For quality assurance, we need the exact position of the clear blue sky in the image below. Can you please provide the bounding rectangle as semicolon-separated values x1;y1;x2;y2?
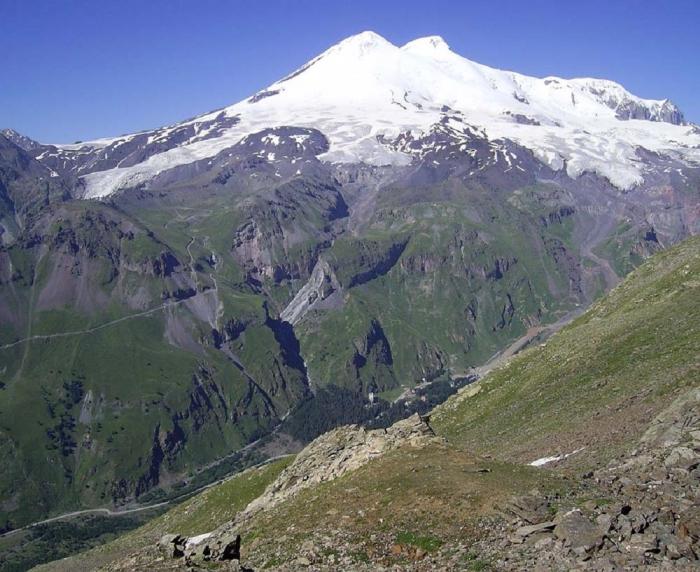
2;0;698;143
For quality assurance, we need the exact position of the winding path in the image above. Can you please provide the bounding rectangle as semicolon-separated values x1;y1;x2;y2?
185;235;204;292
473;308;583;378
0;290;217;351
0;505;170;539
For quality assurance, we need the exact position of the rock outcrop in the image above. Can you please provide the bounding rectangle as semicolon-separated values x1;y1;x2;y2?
279;258;341;325
159;531;242;567
241;413;439;519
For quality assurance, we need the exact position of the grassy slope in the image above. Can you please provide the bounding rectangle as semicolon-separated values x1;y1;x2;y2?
0;199;307;528
0;169;670;537
216;234;700;569
238;445;569;568
432;235;700;469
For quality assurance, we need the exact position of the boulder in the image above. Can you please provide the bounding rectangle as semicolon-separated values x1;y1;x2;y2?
657;531;695;560
502;494;551;524
677;506;700;542
218;532;242;561
554;510;604;552
624;533;659;555
513;521;556;540
664;446;697;469
186;541;211;563
185;532;241;563
158;533;185;558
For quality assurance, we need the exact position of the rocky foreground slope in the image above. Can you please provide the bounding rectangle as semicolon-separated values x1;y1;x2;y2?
33;235;699;571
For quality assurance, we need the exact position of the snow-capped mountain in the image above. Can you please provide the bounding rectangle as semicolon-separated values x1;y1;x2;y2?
19;31;700;197
2;29;699;537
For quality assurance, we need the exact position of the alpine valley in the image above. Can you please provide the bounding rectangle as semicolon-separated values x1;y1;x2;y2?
0;31;698;569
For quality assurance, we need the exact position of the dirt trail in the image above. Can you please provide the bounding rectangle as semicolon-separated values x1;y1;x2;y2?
0;506;169;539
2;232;221;352
0;290;217;351
186;236;198;289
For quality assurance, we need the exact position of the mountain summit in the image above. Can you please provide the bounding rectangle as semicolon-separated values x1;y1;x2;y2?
18;31;697;197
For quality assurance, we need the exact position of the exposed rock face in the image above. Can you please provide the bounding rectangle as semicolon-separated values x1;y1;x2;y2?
347;319;396;393
280;258;341;325
26;112;242;180
553;509;605;552
151;415;439;570
158;531;241;565
157;533;186;558
241;413;440;519
0;128;42;152
614;98;685;125
229;174;346;285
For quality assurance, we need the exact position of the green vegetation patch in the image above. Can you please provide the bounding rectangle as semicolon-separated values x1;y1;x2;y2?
395;531;443;552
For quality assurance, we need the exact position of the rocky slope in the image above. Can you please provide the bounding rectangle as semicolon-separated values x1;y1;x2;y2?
31;235;699;571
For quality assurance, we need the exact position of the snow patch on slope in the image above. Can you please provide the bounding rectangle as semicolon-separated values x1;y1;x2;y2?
529;448;585;467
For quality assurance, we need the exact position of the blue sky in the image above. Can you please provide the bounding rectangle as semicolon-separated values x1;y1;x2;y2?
2;0;698;143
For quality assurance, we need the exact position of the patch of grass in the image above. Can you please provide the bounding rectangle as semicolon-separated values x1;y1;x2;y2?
263;555;285;568
153;456;294;536
459;548;492;570
348;549;371;563
467;558;490;571
396;531;443;552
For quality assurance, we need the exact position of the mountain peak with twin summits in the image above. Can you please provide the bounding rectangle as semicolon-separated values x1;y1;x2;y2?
18;30;698;198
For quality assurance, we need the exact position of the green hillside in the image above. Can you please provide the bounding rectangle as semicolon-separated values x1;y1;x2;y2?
32;236;699;571
432;235;700;468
